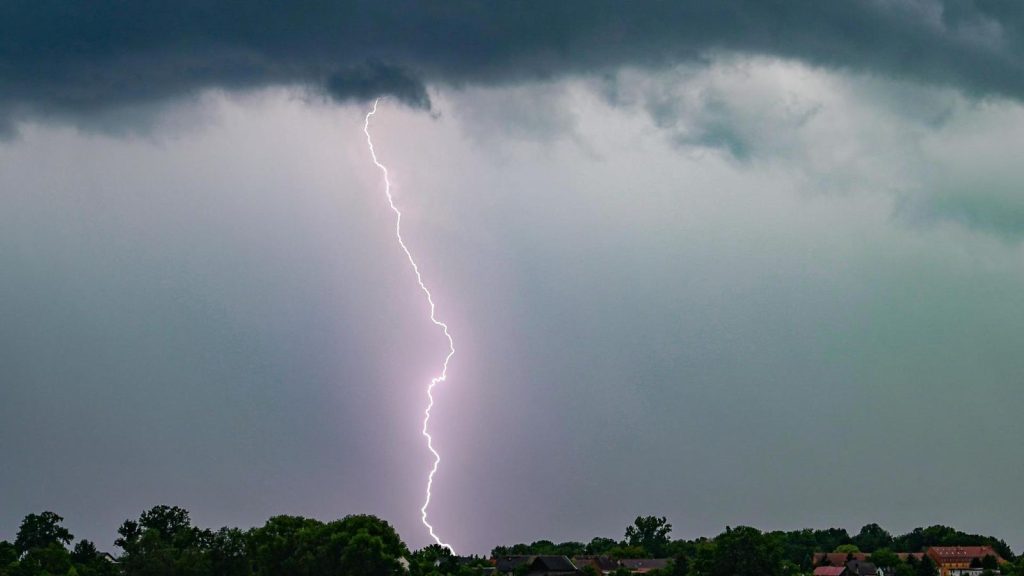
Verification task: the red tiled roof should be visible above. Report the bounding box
[927,547,1003,564]
[815,567,848,576]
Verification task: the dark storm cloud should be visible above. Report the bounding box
[325,62,429,109]
[3,0,1024,128]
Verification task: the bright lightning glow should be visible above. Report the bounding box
[363,98,456,553]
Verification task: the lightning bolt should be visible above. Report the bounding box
[363,98,456,552]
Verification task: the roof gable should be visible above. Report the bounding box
[532,555,578,572]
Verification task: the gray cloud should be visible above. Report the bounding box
[325,61,430,110]
[4,1,1024,131]
[898,127,1024,237]
[573,59,1024,239]
[906,191,1024,236]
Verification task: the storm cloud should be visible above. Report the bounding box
[4,1,1024,128]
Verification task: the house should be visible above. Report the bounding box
[619,559,672,574]
[813,551,925,574]
[572,556,619,575]
[495,555,533,573]
[947,569,988,576]
[927,547,1004,576]
[846,559,878,576]
[812,552,875,576]
[494,555,579,575]
[815,566,850,576]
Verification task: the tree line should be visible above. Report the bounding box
[496,518,1020,576]
[1,508,1021,576]
[0,507,491,576]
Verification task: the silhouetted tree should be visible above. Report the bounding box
[248,515,321,576]
[71,540,119,576]
[625,516,672,557]
[208,528,251,576]
[692,526,783,576]
[71,540,100,564]
[585,537,618,556]
[115,505,213,576]
[853,524,894,553]
[249,513,406,576]
[15,544,74,576]
[14,512,73,555]
[0,541,17,566]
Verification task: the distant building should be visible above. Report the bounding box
[927,547,1004,576]
[947,569,988,576]
[494,555,579,575]
[813,552,926,572]
[572,556,619,575]
[846,559,878,576]
[815,566,850,576]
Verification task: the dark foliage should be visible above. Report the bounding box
[1,511,1019,576]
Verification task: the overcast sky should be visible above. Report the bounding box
[2,1,1024,556]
